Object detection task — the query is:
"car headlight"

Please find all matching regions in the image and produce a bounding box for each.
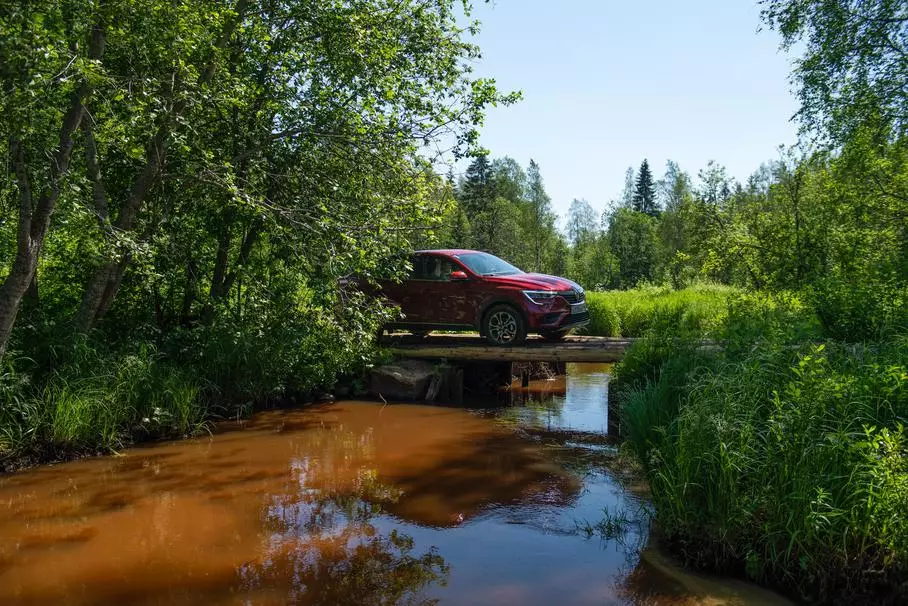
[522,290,558,305]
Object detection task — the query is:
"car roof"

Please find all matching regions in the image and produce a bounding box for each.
[414,249,483,256]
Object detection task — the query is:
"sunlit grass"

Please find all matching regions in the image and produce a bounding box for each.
[612,292,908,602]
[584,283,737,338]
[0,343,208,463]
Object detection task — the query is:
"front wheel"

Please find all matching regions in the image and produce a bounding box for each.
[483,304,527,346]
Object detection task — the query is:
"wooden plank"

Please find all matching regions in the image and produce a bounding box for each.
[384,335,635,362]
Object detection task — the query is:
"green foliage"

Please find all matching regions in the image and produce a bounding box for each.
[0,340,205,461]
[584,294,621,337]
[606,208,660,288]
[0,0,513,460]
[760,0,908,144]
[613,288,908,602]
[633,158,659,216]
[585,284,735,338]
[450,155,559,273]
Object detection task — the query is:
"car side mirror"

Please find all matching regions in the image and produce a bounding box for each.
[449,270,469,281]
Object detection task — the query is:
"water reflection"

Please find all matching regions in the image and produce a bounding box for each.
[0,365,789,605]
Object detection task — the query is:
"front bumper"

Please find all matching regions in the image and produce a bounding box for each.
[527,301,590,330]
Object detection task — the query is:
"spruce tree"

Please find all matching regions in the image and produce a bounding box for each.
[633,159,658,216]
[459,156,494,215]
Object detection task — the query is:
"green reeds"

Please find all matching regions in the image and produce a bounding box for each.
[615,300,908,603]
[584,283,736,338]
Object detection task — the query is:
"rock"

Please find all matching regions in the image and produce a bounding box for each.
[369,360,436,400]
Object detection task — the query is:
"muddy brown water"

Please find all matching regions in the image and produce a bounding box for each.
[0,363,790,605]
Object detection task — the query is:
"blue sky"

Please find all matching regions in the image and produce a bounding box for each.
[457,0,800,220]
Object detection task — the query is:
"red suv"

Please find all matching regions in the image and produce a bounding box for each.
[375,249,588,345]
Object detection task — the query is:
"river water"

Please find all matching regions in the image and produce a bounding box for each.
[0,363,789,605]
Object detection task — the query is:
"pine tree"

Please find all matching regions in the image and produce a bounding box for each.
[633,159,658,216]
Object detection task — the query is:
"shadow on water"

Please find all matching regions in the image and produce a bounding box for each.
[0,364,790,605]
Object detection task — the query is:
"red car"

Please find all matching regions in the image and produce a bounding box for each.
[376,249,588,345]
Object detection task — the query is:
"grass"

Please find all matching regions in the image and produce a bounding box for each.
[0,342,208,466]
[0,309,382,469]
[611,289,908,604]
[583,283,737,338]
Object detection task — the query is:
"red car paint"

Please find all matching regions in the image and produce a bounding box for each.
[377,249,589,338]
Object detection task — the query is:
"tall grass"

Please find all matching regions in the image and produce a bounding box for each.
[0,306,381,467]
[0,341,206,464]
[613,290,908,604]
[584,283,737,337]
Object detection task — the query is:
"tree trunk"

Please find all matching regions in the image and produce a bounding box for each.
[0,19,105,358]
[201,217,263,324]
[72,1,249,332]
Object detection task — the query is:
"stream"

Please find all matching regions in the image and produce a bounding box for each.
[0,363,790,605]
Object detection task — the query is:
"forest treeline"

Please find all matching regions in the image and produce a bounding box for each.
[439,132,906,340]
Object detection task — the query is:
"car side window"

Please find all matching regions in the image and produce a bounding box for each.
[408,255,427,280]
[425,256,443,280]
[407,255,460,281]
[439,258,457,280]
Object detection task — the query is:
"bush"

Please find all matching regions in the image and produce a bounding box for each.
[585,295,621,336]
[810,273,908,341]
[650,341,908,603]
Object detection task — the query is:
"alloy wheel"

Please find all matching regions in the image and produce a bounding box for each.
[488,310,518,344]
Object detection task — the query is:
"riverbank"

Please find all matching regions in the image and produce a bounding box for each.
[608,290,908,604]
[0,308,386,472]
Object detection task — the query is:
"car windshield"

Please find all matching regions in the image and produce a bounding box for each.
[454,252,523,276]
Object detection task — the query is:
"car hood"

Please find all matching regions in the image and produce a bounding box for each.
[484,272,582,292]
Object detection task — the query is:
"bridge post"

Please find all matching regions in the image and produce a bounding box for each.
[606,381,620,437]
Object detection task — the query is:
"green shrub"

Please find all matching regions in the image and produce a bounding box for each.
[612,289,908,602]
[811,273,908,341]
[719,290,822,352]
[0,340,207,462]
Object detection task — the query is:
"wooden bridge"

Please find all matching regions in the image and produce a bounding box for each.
[381,334,634,363]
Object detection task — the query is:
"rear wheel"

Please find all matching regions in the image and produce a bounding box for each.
[483,304,526,346]
[540,329,570,342]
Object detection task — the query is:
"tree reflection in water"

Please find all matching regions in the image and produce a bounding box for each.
[235,427,450,605]
[236,528,449,606]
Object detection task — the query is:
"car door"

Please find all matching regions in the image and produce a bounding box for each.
[421,255,477,326]
[379,254,428,323]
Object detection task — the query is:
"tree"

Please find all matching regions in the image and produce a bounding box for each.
[459,156,495,216]
[0,0,517,360]
[657,161,694,280]
[525,159,556,272]
[620,166,636,208]
[659,160,692,212]
[761,0,908,144]
[565,198,598,247]
[697,161,734,207]
[633,159,658,216]
[607,208,659,287]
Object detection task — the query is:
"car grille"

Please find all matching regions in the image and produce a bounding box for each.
[558,290,585,304]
